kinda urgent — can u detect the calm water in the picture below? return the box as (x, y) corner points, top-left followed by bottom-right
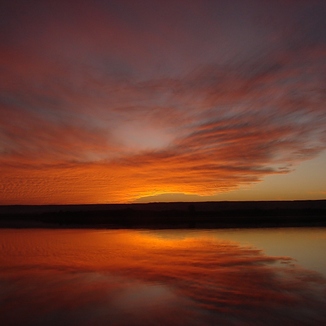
(1, 228), (326, 325)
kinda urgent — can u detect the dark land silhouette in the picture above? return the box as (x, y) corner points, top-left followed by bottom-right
(0, 200), (326, 229)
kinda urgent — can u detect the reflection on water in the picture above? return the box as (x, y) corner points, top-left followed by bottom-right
(1, 228), (326, 325)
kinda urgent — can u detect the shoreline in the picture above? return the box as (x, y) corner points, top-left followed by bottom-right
(1, 200), (325, 230)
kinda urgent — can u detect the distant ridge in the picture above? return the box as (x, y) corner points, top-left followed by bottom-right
(1, 200), (325, 229)
(1, 199), (326, 214)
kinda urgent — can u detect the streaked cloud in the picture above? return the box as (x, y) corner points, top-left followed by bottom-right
(0, 0), (325, 203)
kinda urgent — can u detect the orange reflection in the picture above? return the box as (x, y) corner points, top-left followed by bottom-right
(1, 229), (326, 325)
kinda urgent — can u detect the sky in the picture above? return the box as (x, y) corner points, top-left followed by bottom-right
(1, 0), (326, 205)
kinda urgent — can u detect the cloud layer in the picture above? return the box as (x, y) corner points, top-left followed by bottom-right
(1, 0), (326, 203)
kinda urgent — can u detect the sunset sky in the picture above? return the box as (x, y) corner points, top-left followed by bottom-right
(1, 0), (326, 204)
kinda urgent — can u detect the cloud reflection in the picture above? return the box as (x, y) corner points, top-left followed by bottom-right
(1, 229), (326, 325)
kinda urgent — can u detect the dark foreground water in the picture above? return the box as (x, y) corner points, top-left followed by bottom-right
(1, 228), (326, 325)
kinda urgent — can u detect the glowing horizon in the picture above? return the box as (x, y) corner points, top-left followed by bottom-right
(1, 0), (326, 204)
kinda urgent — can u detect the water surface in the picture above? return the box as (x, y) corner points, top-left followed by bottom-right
(1, 228), (326, 325)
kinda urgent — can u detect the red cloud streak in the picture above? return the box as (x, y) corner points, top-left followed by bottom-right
(1, 0), (326, 203)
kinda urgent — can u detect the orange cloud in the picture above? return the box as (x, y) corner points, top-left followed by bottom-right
(1, 1), (326, 203)
(1, 48), (326, 203)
